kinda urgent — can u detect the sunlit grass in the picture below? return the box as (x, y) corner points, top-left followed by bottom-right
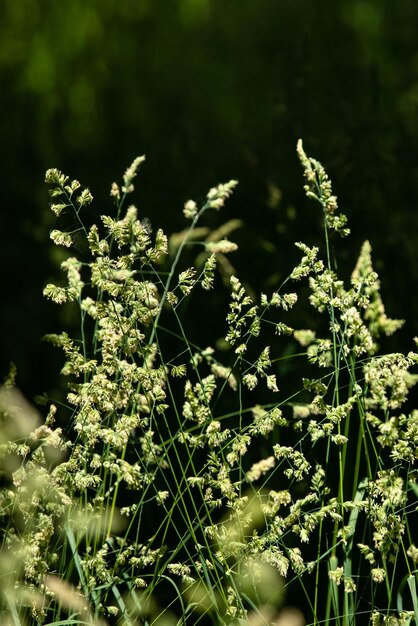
(0, 144), (417, 626)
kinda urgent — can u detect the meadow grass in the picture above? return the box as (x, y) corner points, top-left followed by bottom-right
(0, 143), (417, 626)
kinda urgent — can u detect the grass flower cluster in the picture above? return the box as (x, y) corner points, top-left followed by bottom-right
(0, 143), (417, 626)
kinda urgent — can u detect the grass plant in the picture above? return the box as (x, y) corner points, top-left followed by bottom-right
(0, 143), (417, 625)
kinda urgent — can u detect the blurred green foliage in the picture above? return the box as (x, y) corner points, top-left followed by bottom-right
(1, 0), (418, 395)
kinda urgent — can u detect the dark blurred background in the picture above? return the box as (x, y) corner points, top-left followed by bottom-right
(1, 0), (418, 399)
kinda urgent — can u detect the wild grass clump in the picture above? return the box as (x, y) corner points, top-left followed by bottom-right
(0, 143), (417, 626)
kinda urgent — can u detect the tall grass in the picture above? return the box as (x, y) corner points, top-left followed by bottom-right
(0, 143), (417, 626)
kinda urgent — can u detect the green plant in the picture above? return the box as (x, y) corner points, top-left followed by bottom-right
(0, 144), (417, 626)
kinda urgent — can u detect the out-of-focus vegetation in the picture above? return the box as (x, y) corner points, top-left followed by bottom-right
(1, 0), (418, 395)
